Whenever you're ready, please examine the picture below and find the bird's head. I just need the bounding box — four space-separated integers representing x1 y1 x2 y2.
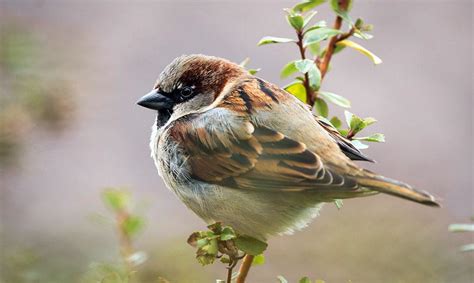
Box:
137 54 246 127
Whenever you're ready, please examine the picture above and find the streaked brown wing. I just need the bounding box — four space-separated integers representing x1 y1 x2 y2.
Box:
168 111 361 195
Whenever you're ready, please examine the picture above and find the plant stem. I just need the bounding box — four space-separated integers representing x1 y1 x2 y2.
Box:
296 30 316 106
235 254 254 283
116 210 134 275
317 0 351 79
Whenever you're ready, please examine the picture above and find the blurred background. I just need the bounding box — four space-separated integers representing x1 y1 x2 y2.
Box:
0 0 472 282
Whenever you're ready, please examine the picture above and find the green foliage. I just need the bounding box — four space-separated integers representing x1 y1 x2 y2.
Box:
188 222 267 267
257 0 383 156
103 188 131 212
82 188 151 282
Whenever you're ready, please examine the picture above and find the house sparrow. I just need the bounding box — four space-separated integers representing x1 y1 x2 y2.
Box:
137 54 439 241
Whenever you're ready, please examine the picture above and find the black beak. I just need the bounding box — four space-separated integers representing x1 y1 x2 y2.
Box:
136 89 174 110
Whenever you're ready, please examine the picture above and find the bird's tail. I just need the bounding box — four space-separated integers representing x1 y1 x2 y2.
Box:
357 174 440 207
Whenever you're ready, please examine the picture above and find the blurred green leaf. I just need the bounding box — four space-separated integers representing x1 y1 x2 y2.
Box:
315 98 328 118
449 224 474 232
344 111 376 134
102 189 130 211
286 11 305 30
277 276 289 283
364 117 377 126
318 91 351 108
334 199 343 209
354 30 373 40
350 140 369 149
239 57 250 67
248 68 261 75
293 0 326 13
460 244 474 252
303 11 318 28
299 277 312 283
330 116 342 129
284 81 307 102
307 42 322 56
280 61 298 78
330 0 353 25
100 272 123 283
252 254 265 266
354 133 385 143
126 251 148 267
122 216 145 237
220 227 236 241
234 236 268 256
336 40 382 64
308 64 322 90
257 36 295 46
304 20 327 34
303 28 343 47
295 59 315 73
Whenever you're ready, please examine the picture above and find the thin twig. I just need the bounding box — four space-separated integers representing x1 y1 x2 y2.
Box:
235 254 254 283
317 0 351 79
296 30 316 106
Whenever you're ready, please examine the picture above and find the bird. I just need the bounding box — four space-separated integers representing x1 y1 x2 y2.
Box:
137 54 439 241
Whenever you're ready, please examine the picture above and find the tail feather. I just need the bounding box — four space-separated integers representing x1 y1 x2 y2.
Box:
357 175 440 207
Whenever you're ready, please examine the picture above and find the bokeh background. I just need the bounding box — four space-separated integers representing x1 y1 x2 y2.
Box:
1 0 472 282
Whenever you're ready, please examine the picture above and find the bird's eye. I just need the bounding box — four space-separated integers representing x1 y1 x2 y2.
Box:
180 86 194 98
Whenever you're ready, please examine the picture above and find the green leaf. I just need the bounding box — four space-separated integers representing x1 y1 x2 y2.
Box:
307 65 322 90
220 226 236 241
460 244 474 252
304 20 327 34
248 68 261 75
252 254 265 266
303 28 343 47
277 276 289 283
314 98 328 118
280 61 298 78
303 11 318 28
196 253 215 266
307 42 322 56
196 238 209 248
330 0 353 25
351 140 369 150
318 91 351 108
293 59 321 89
336 40 382 64
299 277 312 283
344 110 353 127
334 199 343 209
449 224 474 232
102 188 130 211
234 235 268 256
295 59 315 73
284 81 307 102
239 57 250 67
257 36 295 46
330 116 342 129
364 117 377 126
293 0 326 13
354 30 373 40
286 12 305 30
122 215 145 237
354 133 385 143
204 238 218 255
